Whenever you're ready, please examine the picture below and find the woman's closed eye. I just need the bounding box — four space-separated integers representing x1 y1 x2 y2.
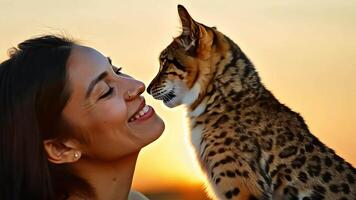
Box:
97 67 123 100
99 86 114 100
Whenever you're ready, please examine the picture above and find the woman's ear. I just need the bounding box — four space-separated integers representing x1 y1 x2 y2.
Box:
43 139 82 164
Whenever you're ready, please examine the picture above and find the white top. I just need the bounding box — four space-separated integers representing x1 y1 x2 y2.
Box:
128 190 149 200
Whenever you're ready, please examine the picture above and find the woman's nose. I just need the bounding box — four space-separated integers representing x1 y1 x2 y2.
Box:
125 79 145 101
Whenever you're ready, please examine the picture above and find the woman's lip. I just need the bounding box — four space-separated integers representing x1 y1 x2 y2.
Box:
128 105 155 123
128 99 146 121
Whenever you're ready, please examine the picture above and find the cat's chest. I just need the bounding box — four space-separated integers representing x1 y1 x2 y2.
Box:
187 101 209 155
189 123 204 155
188 118 213 162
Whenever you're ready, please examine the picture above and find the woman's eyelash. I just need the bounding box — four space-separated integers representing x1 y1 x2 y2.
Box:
114 67 122 75
99 86 114 99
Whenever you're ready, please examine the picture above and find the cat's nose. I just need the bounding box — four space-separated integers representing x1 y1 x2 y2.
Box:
147 83 152 95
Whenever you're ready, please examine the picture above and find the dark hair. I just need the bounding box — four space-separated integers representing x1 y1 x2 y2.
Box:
0 35 91 199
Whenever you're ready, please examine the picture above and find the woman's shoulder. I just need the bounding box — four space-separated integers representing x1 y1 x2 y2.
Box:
128 190 149 200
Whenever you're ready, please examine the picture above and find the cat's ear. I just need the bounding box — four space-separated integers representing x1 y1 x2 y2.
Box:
177 5 213 59
178 5 199 37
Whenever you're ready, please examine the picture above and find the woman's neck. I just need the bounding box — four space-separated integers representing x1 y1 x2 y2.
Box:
69 152 139 200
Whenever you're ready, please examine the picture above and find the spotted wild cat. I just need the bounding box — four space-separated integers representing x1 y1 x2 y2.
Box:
147 5 356 200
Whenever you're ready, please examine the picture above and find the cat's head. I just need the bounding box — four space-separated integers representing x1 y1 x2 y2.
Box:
147 5 231 108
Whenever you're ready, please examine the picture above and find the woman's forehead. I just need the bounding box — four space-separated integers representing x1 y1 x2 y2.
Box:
65 45 110 97
67 45 107 69
67 46 109 80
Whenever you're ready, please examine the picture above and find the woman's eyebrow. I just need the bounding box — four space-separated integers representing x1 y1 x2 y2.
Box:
85 71 108 99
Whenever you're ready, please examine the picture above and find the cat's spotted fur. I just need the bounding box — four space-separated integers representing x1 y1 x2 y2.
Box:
148 5 356 200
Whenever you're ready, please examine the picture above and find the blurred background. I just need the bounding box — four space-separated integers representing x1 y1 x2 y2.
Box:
1 0 355 199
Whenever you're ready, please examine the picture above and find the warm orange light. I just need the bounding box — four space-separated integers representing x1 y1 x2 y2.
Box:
0 1 355 195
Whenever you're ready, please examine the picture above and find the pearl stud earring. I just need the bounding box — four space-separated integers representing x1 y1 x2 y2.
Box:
74 152 80 158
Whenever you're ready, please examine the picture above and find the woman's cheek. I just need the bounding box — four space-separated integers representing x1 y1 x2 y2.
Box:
101 98 128 122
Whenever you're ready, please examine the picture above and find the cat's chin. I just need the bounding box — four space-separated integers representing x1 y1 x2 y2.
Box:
163 98 182 108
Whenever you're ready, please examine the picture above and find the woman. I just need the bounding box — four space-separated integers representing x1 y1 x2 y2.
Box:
0 35 165 200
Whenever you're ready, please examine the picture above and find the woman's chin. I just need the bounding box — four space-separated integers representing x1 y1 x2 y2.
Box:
129 114 165 145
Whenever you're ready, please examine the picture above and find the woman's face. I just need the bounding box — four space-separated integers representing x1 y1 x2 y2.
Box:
62 45 164 161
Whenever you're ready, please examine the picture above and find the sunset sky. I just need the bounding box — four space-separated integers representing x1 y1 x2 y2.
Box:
1 0 355 193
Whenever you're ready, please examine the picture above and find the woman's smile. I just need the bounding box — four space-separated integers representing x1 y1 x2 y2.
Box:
60 45 164 161
128 99 155 123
